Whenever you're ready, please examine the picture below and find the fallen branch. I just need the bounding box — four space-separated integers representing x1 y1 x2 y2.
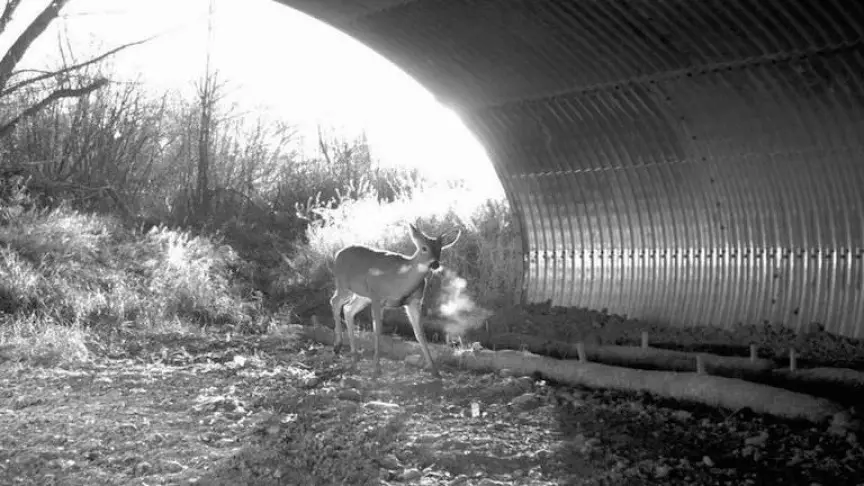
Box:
773 367 864 393
483 332 776 376
298 324 850 427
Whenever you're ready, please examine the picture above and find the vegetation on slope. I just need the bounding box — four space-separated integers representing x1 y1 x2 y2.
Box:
0 203 264 363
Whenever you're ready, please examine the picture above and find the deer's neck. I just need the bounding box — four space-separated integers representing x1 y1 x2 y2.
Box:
403 252 432 276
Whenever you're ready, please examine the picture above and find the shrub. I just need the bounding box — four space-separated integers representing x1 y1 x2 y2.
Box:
0 203 261 361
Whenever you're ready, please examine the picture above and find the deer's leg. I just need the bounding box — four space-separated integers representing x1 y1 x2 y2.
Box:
330 288 352 354
404 300 440 379
370 300 384 377
343 296 371 363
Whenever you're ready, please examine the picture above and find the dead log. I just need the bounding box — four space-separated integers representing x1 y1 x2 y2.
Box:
772 367 864 394
483 332 777 376
298 324 847 426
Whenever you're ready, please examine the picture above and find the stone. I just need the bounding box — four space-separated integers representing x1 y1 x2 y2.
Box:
510 393 541 411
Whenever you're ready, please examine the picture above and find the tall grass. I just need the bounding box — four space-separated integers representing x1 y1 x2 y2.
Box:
0 202 261 363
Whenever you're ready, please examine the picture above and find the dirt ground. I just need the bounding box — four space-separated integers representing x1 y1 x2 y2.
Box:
1 326 863 486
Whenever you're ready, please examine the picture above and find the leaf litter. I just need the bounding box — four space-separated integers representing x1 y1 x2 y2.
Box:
0 326 862 485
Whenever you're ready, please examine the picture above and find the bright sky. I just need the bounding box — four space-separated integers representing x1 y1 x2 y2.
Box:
5 0 503 196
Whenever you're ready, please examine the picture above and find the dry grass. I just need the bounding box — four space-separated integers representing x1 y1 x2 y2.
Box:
0 314 90 366
0 204 261 364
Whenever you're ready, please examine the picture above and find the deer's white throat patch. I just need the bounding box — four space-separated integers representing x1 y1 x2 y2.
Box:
398 264 412 274
416 263 430 273
368 268 385 276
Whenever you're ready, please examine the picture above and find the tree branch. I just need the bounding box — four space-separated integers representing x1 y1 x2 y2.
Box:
0 36 154 98
0 78 108 139
0 0 23 36
0 0 70 91
317 124 334 166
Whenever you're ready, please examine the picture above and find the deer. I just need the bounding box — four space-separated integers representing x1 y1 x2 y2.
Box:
330 222 461 379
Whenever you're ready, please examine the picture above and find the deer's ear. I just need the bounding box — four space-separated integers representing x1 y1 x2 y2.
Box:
408 223 423 243
441 229 462 249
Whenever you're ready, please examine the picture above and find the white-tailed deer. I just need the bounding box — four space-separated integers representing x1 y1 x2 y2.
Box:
330 223 461 379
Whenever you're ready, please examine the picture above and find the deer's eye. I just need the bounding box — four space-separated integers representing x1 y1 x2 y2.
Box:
422 246 428 252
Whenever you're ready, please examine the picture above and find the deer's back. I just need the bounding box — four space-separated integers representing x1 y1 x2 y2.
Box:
332 245 424 302
334 245 407 267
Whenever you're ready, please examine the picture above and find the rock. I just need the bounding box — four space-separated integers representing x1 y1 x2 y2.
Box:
405 355 424 368
744 432 769 447
514 376 535 392
672 410 693 422
655 465 671 478
301 376 320 388
134 461 153 476
628 402 645 414
336 389 362 401
161 460 184 474
499 368 517 377
567 395 585 408
478 479 507 486
702 456 714 467
378 455 400 470
399 468 422 481
340 377 362 389
830 410 861 432
568 433 586 449
786 454 803 467
510 393 541 411
584 438 601 450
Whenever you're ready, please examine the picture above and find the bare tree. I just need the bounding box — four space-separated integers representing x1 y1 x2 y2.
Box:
0 0 149 140
193 0 220 221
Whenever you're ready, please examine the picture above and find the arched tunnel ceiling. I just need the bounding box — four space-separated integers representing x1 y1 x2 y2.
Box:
277 0 864 338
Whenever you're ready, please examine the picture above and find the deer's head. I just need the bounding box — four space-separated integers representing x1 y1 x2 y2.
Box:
409 223 461 271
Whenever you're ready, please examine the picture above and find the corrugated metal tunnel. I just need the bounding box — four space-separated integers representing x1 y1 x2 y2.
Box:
277 0 864 338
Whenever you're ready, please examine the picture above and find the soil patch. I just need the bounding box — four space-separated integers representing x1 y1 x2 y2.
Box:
1 327 861 485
